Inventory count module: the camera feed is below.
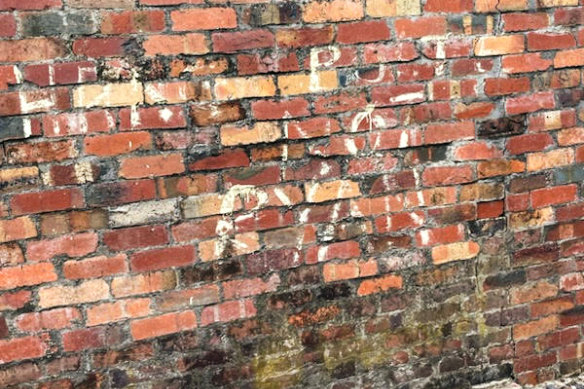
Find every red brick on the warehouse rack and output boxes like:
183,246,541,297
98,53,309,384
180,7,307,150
337,20,390,44
0,65,21,90
0,336,47,363
276,26,333,48
371,84,426,106
24,61,97,87
238,52,299,76
86,179,156,207
425,0,472,12
63,254,128,279
451,59,494,76
11,188,84,216
528,32,576,51
425,121,475,144
374,211,425,233
101,10,165,34
119,154,185,179
200,299,256,326
130,245,195,272
119,106,187,131
172,216,231,243
506,92,555,115
305,240,361,264
502,53,552,74
0,290,31,311
0,38,65,62
189,149,250,171
503,12,549,31
0,13,16,37
454,142,502,160
62,326,120,352
415,224,465,247
363,42,419,64
212,30,275,53
104,225,169,251
84,132,152,156
395,16,447,38
130,311,196,340
157,174,217,198
190,102,246,126
484,77,530,96
223,274,280,300
423,166,474,186
43,110,115,137
0,0,61,10
72,37,128,58
531,185,578,208
15,308,80,332
26,232,98,262
478,201,504,219
0,88,70,116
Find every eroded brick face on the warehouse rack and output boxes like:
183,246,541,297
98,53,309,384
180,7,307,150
0,0,583,388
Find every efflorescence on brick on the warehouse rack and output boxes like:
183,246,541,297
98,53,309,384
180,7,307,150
0,0,583,387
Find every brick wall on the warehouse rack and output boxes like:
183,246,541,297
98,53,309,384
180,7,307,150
0,0,583,387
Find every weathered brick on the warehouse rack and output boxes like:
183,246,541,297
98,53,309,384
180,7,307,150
73,82,143,108
26,232,98,261
0,336,48,363
63,254,128,279
38,279,110,308
112,271,176,299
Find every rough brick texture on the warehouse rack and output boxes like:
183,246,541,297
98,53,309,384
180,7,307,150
0,0,583,388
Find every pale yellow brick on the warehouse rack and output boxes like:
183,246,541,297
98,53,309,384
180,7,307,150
73,82,143,108
366,0,420,17
220,122,281,146
278,71,338,96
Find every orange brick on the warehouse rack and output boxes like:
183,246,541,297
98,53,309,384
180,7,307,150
171,8,237,31
111,271,176,298
214,76,276,100
357,275,403,296
303,0,364,23
131,311,196,340
15,308,81,332
0,263,57,291
144,33,208,56
84,132,151,157
554,48,584,68
323,259,378,282
38,279,110,309
278,71,338,95
513,316,558,341
0,217,37,243
220,122,281,146
0,336,48,363
432,241,480,265
474,35,524,56
305,180,361,203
